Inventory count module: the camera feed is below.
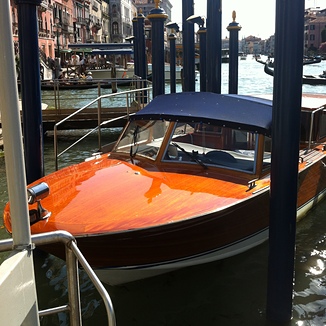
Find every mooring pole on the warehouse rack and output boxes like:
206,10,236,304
266,0,305,323
137,11,148,103
182,0,195,92
206,0,222,93
132,13,139,78
227,11,241,94
168,31,177,93
197,25,207,92
137,11,147,81
16,0,44,183
148,0,167,98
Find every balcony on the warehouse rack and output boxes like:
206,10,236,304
77,17,87,25
38,28,49,38
94,23,102,30
63,17,69,26
39,0,48,12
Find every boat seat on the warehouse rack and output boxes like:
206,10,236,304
166,145,178,160
205,151,237,164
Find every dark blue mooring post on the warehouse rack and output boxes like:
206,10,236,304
16,0,44,184
206,0,222,93
187,16,206,92
166,22,180,93
168,32,177,93
148,1,168,98
227,11,241,94
137,11,148,103
132,14,139,78
198,26,207,92
182,0,195,92
266,0,305,323
137,11,147,81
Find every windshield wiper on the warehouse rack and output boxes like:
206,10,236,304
171,142,207,169
130,125,139,163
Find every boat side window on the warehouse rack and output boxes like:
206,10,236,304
113,120,170,160
263,136,272,171
163,122,258,173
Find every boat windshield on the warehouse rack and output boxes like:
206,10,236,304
163,122,264,173
113,120,170,160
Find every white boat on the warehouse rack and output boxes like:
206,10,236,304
88,62,199,82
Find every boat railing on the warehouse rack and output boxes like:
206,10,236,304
0,230,116,326
53,82,153,170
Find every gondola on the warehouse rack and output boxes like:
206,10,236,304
264,64,326,85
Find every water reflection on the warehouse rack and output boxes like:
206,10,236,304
293,201,326,324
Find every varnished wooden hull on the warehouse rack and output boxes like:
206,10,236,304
44,189,270,267
24,150,326,285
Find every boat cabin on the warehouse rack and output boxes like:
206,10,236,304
111,119,272,177
300,95,326,149
109,93,326,181
109,93,273,180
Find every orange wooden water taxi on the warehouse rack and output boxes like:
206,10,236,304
3,92,326,285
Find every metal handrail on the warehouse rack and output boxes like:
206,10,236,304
53,84,152,170
0,230,116,326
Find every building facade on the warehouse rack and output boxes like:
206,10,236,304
134,0,172,23
10,2,326,70
304,7,326,54
10,0,112,61
109,0,137,43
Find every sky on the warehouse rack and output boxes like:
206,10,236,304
171,0,325,39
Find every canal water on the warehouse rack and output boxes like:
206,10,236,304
1,57,326,325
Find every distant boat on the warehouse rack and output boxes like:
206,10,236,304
256,56,321,68
40,80,99,90
88,62,199,82
222,49,229,63
264,64,326,85
4,92,326,285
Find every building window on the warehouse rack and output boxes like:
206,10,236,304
112,22,119,35
309,34,315,41
310,25,315,30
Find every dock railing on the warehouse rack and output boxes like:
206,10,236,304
53,82,152,170
0,230,116,325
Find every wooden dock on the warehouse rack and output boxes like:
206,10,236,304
0,106,139,132
41,106,139,131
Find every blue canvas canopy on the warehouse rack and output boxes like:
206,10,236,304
132,92,273,136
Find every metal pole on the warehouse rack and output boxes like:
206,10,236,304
65,245,82,326
227,11,241,94
1,0,32,249
266,0,305,322
16,0,44,184
182,0,195,92
206,0,222,93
